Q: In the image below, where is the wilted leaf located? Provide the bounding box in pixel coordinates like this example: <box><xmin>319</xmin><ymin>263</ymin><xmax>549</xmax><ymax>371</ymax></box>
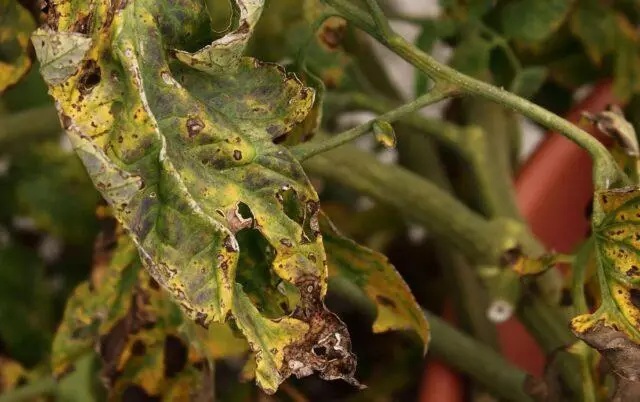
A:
<box><xmin>0</xmin><ymin>357</ymin><xmax>28</xmax><ymax>392</ymax></box>
<box><xmin>35</xmin><ymin>0</ymin><xmax>358</xmax><ymax>392</ymax></box>
<box><xmin>372</xmin><ymin>120</ymin><xmax>396</xmax><ymax>149</ymax></box>
<box><xmin>513</xmin><ymin>253</ymin><xmax>558</xmax><ymax>276</ymax></box>
<box><xmin>570</xmin><ymin>186</ymin><xmax>640</xmax><ymax>398</ymax></box>
<box><xmin>583</xmin><ymin>105</ymin><xmax>639</xmax><ymax>157</ymax></box>
<box><xmin>569</xmin><ymin>0</ymin><xmax>616</xmax><ymax>65</ymax></box>
<box><xmin>54</xmin><ymin>231</ymin><xmax>242</xmax><ymax>400</ymax></box>
<box><xmin>510</xmin><ymin>66</ymin><xmax>548</xmax><ymax>99</ymax></box>
<box><xmin>501</xmin><ymin>0</ymin><xmax>572</xmax><ymax>43</ymax></box>
<box><xmin>321</xmin><ymin>213</ymin><xmax>429</xmax><ymax>350</ymax></box>
<box><xmin>0</xmin><ymin>0</ymin><xmax>35</xmax><ymax>93</ymax></box>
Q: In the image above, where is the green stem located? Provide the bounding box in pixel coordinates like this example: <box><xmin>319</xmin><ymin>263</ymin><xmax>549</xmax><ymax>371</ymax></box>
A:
<box><xmin>0</xmin><ymin>378</ymin><xmax>57</xmax><ymax>402</ymax></box>
<box><xmin>292</xmin><ymin>85</ymin><xmax>456</xmax><ymax>160</ymax></box>
<box><xmin>304</xmin><ymin>143</ymin><xmax>525</xmax><ymax>266</ymax></box>
<box><xmin>518</xmin><ymin>297</ymin><xmax>584</xmax><ymax>396</ymax></box>
<box><xmin>329</xmin><ymin>277</ymin><xmax>539</xmax><ymax>402</ymax></box>
<box><xmin>0</xmin><ymin>105</ymin><xmax>61</xmax><ymax>147</ymax></box>
<box><xmin>323</xmin><ymin>0</ymin><xmax>626</xmax><ymax>190</ymax></box>
<box><xmin>572</xmin><ymin>237</ymin><xmax>595</xmax><ymax>316</ymax></box>
<box><xmin>425</xmin><ymin>311</ymin><xmax>541</xmax><ymax>402</ymax></box>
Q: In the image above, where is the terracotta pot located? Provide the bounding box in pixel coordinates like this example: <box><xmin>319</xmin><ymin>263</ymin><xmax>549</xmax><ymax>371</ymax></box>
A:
<box><xmin>419</xmin><ymin>81</ymin><xmax>618</xmax><ymax>401</ymax></box>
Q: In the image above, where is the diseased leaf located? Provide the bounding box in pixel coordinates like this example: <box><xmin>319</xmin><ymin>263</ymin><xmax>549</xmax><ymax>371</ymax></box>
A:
<box><xmin>569</xmin><ymin>0</ymin><xmax>616</xmax><ymax>65</ymax></box>
<box><xmin>0</xmin><ymin>0</ymin><xmax>35</xmax><ymax>93</ymax></box>
<box><xmin>613</xmin><ymin>14</ymin><xmax>640</xmax><ymax>102</ymax></box>
<box><xmin>372</xmin><ymin>120</ymin><xmax>396</xmax><ymax>149</ymax></box>
<box><xmin>54</xmin><ymin>231</ymin><xmax>237</xmax><ymax>400</ymax></box>
<box><xmin>582</xmin><ymin>105</ymin><xmax>639</xmax><ymax>157</ymax></box>
<box><xmin>510</xmin><ymin>66</ymin><xmax>548</xmax><ymax>99</ymax></box>
<box><xmin>501</xmin><ymin>0</ymin><xmax>572</xmax><ymax>43</ymax></box>
<box><xmin>321</xmin><ymin>213</ymin><xmax>429</xmax><ymax>350</ymax></box>
<box><xmin>35</xmin><ymin>0</ymin><xmax>357</xmax><ymax>392</ymax></box>
<box><xmin>570</xmin><ymin>186</ymin><xmax>640</xmax><ymax>398</ymax></box>
<box><xmin>0</xmin><ymin>357</ymin><xmax>28</xmax><ymax>392</ymax></box>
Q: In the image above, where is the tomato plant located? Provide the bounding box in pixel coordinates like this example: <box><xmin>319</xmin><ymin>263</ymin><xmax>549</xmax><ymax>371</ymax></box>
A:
<box><xmin>1</xmin><ymin>0</ymin><xmax>640</xmax><ymax>401</ymax></box>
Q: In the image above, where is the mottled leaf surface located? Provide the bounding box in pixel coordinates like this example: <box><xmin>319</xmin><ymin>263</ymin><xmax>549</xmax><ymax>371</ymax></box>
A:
<box><xmin>0</xmin><ymin>0</ymin><xmax>34</xmax><ymax>93</ymax></box>
<box><xmin>53</xmin><ymin>231</ymin><xmax>240</xmax><ymax>400</ymax></box>
<box><xmin>571</xmin><ymin>187</ymin><xmax>640</xmax><ymax>397</ymax></box>
<box><xmin>35</xmin><ymin>0</ymin><xmax>357</xmax><ymax>392</ymax></box>
<box><xmin>321</xmin><ymin>214</ymin><xmax>429</xmax><ymax>350</ymax></box>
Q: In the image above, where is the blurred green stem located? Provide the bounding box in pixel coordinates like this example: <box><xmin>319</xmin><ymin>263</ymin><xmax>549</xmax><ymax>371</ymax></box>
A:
<box><xmin>0</xmin><ymin>378</ymin><xmax>57</xmax><ymax>402</ymax></box>
<box><xmin>331</xmin><ymin>277</ymin><xmax>539</xmax><ymax>402</ymax></box>
<box><xmin>0</xmin><ymin>105</ymin><xmax>61</xmax><ymax>148</ymax></box>
<box><xmin>304</xmin><ymin>144</ymin><xmax>529</xmax><ymax>266</ymax></box>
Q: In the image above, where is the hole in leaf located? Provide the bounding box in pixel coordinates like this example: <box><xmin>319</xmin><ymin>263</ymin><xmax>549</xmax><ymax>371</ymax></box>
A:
<box><xmin>276</xmin><ymin>188</ymin><xmax>319</xmax><ymax>244</ymax></box>
<box><xmin>78</xmin><ymin>60</ymin><xmax>101</xmax><ymax>95</ymax></box>
<box><xmin>312</xmin><ymin>345</ymin><xmax>327</xmax><ymax>357</ymax></box>
<box><xmin>163</xmin><ymin>335</ymin><xmax>187</xmax><ymax>378</ymax></box>
<box><xmin>235</xmin><ymin>226</ymin><xmax>299</xmax><ymax>319</ymax></box>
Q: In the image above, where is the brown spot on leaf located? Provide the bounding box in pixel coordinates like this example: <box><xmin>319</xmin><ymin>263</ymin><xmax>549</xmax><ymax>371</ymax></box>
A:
<box><xmin>376</xmin><ymin>295</ymin><xmax>397</xmax><ymax>309</ymax></box>
<box><xmin>186</xmin><ymin>118</ymin><xmax>204</xmax><ymax>138</ymax></box>
<box><xmin>78</xmin><ymin>60</ymin><xmax>101</xmax><ymax>95</ymax></box>
<box><xmin>131</xmin><ymin>340</ymin><xmax>146</xmax><ymax>356</ymax></box>
<box><xmin>631</xmin><ymin>289</ymin><xmax>640</xmax><ymax>310</ymax></box>
<box><xmin>122</xmin><ymin>385</ymin><xmax>161</xmax><ymax>402</ymax></box>
<box><xmin>233</xmin><ymin>150</ymin><xmax>242</xmax><ymax>160</ymax></box>
<box><xmin>163</xmin><ymin>335</ymin><xmax>188</xmax><ymax>378</ymax></box>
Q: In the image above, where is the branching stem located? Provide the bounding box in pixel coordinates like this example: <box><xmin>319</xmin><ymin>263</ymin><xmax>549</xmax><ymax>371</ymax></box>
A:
<box><xmin>291</xmin><ymin>84</ymin><xmax>457</xmax><ymax>160</ymax></box>
<box><xmin>323</xmin><ymin>0</ymin><xmax>627</xmax><ymax>190</ymax></box>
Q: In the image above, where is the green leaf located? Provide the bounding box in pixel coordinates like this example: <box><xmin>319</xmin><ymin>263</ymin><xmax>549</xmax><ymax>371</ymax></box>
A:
<box><xmin>509</xmin><ymin>66</ymin><xmax>548</xmax><ymax>99</ymax></box>
<box><xmin>449</xmin><ymin>35</ymin><xmax>493</xmax><ymax>78</ymax></box>
<box><xmin>569</xmin><ymin>0</ymin><xmax>616</xmax><ymax>65</ymax></box>
<box><xmin>35</xmin><ymin>0</ymin><xmax>358</xmax><ymax>393</ymax></box>
<box><xmin>321</xmin><ymin>214</ymin><xmax>430</xmax><ymax>351</ymax></box>
<box><xmin>501</xmin><ymin>0</ymin><xmax>572</xmax><ymax>43</ymax></box>
<box><xmin>0</xmin><ymin>0</ymin><xmax>35</xmax><ymax>93</ymax></box>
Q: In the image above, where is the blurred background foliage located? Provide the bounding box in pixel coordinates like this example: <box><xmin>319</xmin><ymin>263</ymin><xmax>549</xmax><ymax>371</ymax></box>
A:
<box><xmin>2</xmin><ymin>0</ymin><xmax>640</xmax><ymax>400</ymax></box>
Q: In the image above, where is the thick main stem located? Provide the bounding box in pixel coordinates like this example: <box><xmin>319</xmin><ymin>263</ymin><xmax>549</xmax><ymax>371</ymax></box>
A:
<box><xmin>304</xmin><ymin>144</ymin><xmax>525</xmax><ymax>265</ymax></box>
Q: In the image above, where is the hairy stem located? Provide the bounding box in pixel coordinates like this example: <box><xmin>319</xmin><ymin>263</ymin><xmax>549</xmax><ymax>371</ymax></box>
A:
<box><xmin>291</xmin><ymin>85</ymin><xmax>457</xmax><ymax>160</ymax></box>
<box><xmin>323</xmin><ymin>0</ymin><xmax>625</xmax><ymax>190</ymax></box>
